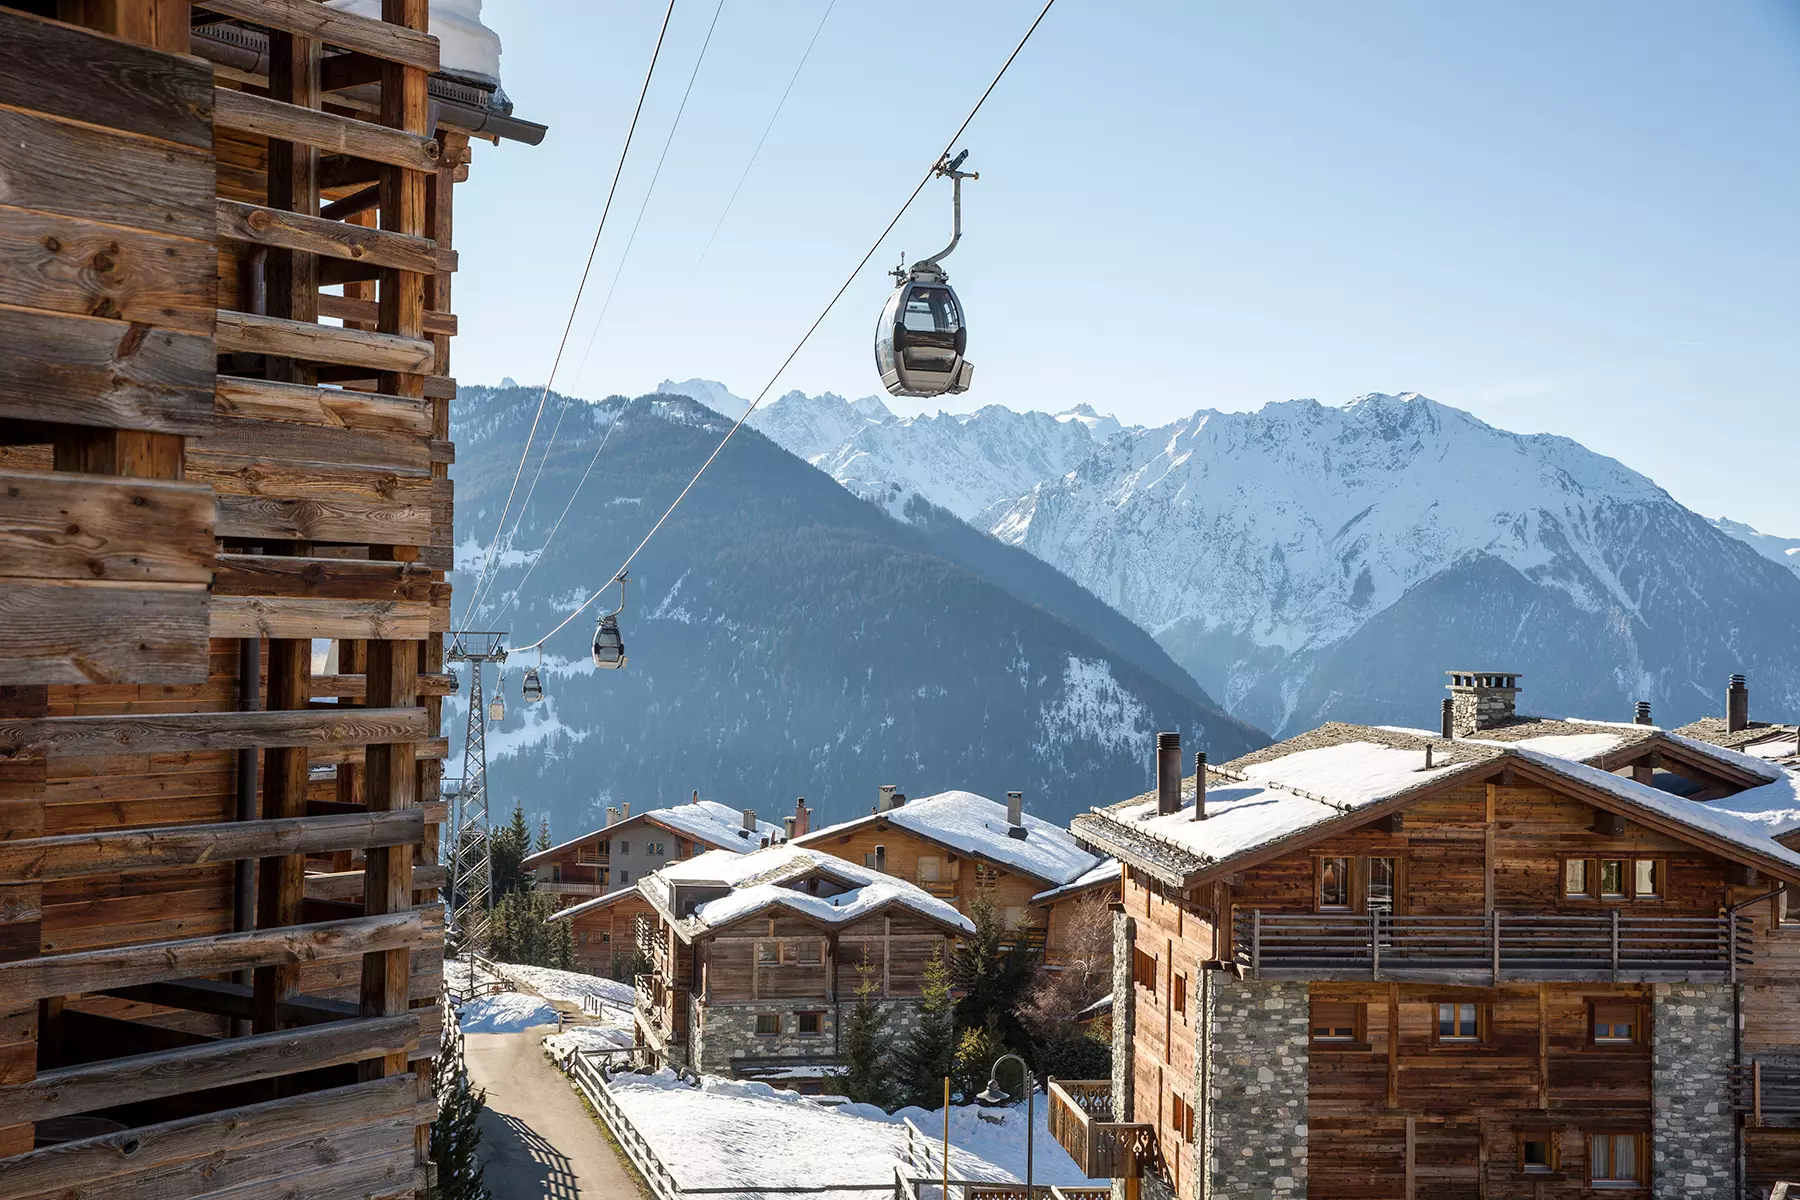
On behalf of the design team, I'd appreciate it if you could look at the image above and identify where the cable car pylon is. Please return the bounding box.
[445,630,507,965]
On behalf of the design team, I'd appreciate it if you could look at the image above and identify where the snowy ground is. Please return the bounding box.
[600,1070,1102,1191]
[458,992,559,1034]
[487,961,634,1017]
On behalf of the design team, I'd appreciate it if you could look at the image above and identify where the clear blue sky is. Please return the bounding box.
[452,1,1800,533]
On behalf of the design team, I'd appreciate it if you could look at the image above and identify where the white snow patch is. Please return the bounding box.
[457,992,558,1033]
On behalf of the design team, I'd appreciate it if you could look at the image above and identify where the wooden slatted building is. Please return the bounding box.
[0,1,540,1195]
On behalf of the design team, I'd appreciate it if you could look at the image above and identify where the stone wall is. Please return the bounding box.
[1112,911,1135,1118]
[1650,982,1733,1200]
[690,997,924,1077]
[1203,977,1309,1200]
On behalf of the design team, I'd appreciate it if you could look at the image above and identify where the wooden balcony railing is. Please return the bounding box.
[1046,1079,1155,1180]
[1234,911,1755,984]
[917,878,958,900]
[633,973,687,1048]
[1731,1062,1800,1125]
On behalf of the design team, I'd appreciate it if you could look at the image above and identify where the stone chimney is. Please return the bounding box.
[606,806,620,827]
[1440,698,1454,740]
[878,785,896,813]
[621,800,631,818]
[1634,701,1652,726]
[1192,751,1207,821]
[1006,791,1027,840]
[1727,674,1749,733]
[793,797,811,837]
[783,816,796,841]
[1446,672,1521,736]
[742,807,757,832]
[1156,732,1182,816]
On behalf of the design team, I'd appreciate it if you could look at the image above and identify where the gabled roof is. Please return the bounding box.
[522,799,783,869]
[546,884,652,924]
[639,844,973,940]
[1074,721,1800,890]
[794,790,1100,887]
[1030,858,1122,906]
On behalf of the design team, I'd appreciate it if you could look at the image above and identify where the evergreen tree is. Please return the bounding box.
[490,803,533,897]
[430,1005,490,1200]
[951,892,1038,1053]
[536,815,552,854]
[895,942,956,1107]
[842,956,893,1110]
[951,1019,1006,1104]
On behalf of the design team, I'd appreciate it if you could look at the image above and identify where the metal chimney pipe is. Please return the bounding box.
[1006,791,1023,826]
[1192,751,1207,821]
[1157,732,1182,816]
[1727,674,1750,733]
[1440,697,1455,740]
[1424,743,1434,769]
[1634,701,1652,726]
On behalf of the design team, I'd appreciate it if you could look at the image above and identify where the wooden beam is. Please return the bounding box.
[215,376,432,435]
[193,0,439,71]
[213,86,440,172]
[0,1012,417,1125]
[0,581,210,687]
[214,554,443,602]
[0,910,425,1005]
[217,198,440,275]
[0,305,213,436]
[0,706,429,759]
[314,737,447,769]
[309,863,445,900]
[318,291,458,336]
[0,810,422,880]
[313,672,456,699]
[216,310,435,373]
[360,636,418,1078]
[256,636,311,1030]
[0,468,214,584]
[212,596,442,641]
[101,977,358,1026]
[0,208,215,334]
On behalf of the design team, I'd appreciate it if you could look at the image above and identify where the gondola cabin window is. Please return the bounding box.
[1588,1132,1643,1186]
[1317,857,1352,910]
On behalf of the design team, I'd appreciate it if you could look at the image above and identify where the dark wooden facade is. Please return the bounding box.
[0,1,527,1194]
[553,885,658,977]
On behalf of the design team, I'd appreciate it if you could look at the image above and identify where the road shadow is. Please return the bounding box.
[480,1108,583,1200]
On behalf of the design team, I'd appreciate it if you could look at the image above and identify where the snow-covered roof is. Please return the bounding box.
[547,885,649,923]
[642,844,973,937]
[523,800,783,869]
[1467,731,1626,761]
[1031,859,1122,905]
[799,790,1100,886]
[1703,770,1800,838]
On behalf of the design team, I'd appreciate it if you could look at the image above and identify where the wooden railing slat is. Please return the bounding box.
[217,198,439,274]
[214,86,439,172]
[217,310,435,373]
[0,706,429,758]
[195,0,440,72]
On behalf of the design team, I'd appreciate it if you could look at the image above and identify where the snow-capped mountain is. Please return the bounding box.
[1711,516,1800,579]
[986,393,1800,736]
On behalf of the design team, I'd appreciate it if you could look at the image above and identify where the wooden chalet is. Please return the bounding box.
[792,787,1119,962]
[1049,673,1800,1200]
[0,0,539,1195]
[546,884,658,978]
[521,796,783,906]
[631,843,972,1090]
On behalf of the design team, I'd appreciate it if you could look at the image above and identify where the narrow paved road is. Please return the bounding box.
[465,1027,646,1200]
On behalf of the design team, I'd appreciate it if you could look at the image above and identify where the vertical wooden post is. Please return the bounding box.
[254,638,311,1033]
[1610,909,1620,980]
[1483,782,1497,916]
[0,685,46,1156]
[1387,983,1400,1110]
[1753,1059,1762,1127]
[266,20,321,379]
[1251,909,1261,977]
[1537,984,1549,1110]
[1371,911,1381,979]
[1404,1115,1416,1200]
[1491,912,1501,985]
[361,637,418,1076]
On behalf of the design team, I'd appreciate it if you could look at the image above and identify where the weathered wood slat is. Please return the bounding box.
[0,1011,418,1125]
[216,309,434,372]
[0,208,217,334]
[318,290,457,336]
[100,977,360,1026]
[0,8,215,149]
[213,553,443,601]
[194,0,440,72]
[211,595,442,639]
[0,304,214,434]
[308,862,446,900]
[315,737,448,769]
[213,86,439,172]
[190,451,433,503]
[0,706,429,760]
[0,469,215,584]
[215,375,431,434]
[0,106,214,240]
[197,411,431,471]
[0,809,423,880]
[0,581,211,687]
[0,910,425,1004]
[313,672,457,699]
[216,197,438,274]
[213,494,432,545]
[0,1074,415,1196]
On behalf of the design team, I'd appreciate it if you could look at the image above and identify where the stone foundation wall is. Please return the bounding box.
[1111,912,1135,1200]
[1650,982,1733,1200]
[1203,977,1308,1200]
[690,998,924,1077]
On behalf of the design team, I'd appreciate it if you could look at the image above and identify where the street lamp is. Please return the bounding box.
[976,1052,1034,1198]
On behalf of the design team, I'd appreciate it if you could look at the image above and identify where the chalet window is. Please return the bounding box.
[1632,859,1661,899]
[1003,906,1026,929]
[1170,1092,1195,1143]
[619,840,630,854]
[1132,947,1158,994]
[601,932,611,944]
[1518,1132,1555,1173]
[1563,859,1592,899]
[1589,1132,1642,1186]
[757,942,780,965]
[1367,857,1397,916]
[619,870,630,883]
[1781,889,1800,926]
[918,856,942,882]
[1173,972,1188,1020]
[1317,857,1352,910]
[578,931,589,945]
[755,1013,780,1036]
[975,863,1001,889]
[1591,1001,1639,1045]
[797,1011,823,1036]
[1436,1002,1483,1043]
[1310,1001,1363,1044]
[797,940,823,965]
[1599,859,1626,899]
[647,841,666,856]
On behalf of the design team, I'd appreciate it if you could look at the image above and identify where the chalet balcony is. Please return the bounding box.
[1234,911,1754,984]
[634,972,688,1051]
[539,881,610,898]
[1046,1080,1155,1180]
[1732,1062,1800,1125]
[917,877,958,900]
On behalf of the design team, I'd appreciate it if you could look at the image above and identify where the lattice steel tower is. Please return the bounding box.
[446,630,507,961]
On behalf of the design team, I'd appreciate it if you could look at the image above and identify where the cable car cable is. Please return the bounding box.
[518,0,1060,655]
[479,0,727,624]
[494,405,627,627]
[456,0,680,629]
[683,0,836,294]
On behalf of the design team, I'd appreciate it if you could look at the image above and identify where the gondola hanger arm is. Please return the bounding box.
[912,150,978,276]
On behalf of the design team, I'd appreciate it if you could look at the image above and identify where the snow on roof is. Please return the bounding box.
[1467,732,1626,761]
[1031,858,1122,905]
[524,800,782,867]
[1660,730,1786,782]
[1704,770,1800,838]
[1744,737,1800,761]
[547,885,647,923]
[649,844,973,935]
[805,790,1100,886]
[1508,748,1800,872]
[1242,740,1482,807]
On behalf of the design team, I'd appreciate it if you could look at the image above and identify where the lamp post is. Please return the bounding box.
[976,1053,1034,1199]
